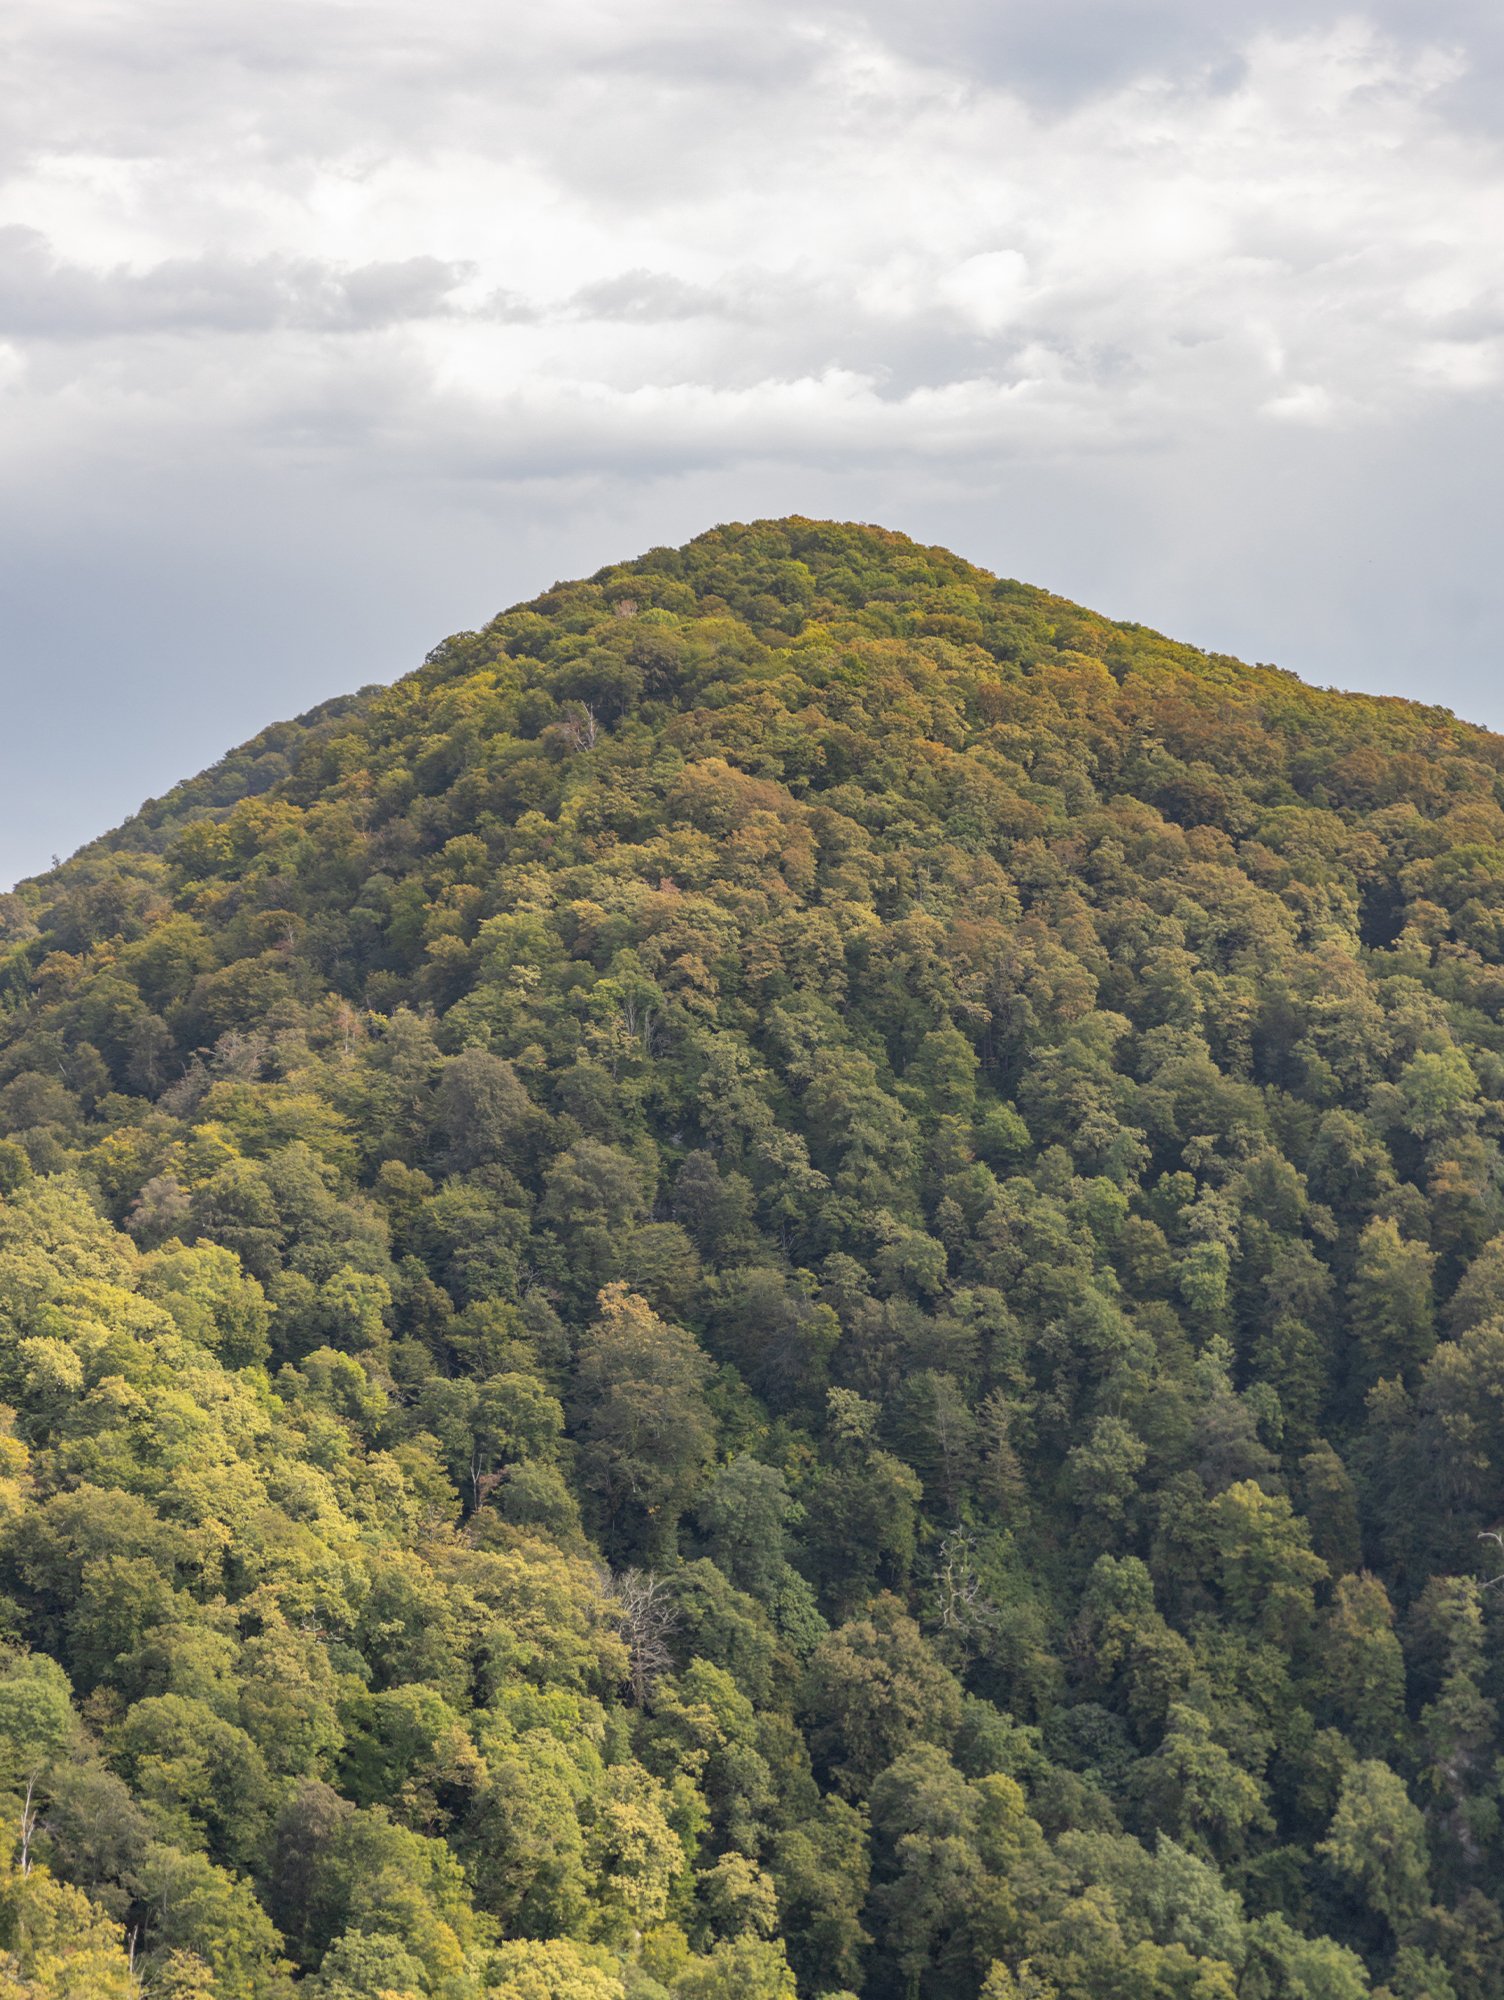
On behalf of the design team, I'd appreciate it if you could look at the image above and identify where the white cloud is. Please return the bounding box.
[2,0,1504,883]
[2,9,1500,470]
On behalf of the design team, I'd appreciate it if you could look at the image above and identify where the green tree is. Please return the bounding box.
[670,1935,796,2000]
[1133,1704,1271,1861]
[1415,1578,1499,1822]
[485,1936,626,1999]
[1238,1912,1370,1999]
[800,1597,962,1799]
[138,1241,272,1367]
[770,1795,871,1994]
[0,1654,77,1788]
[1321,1574,1405,1756]
[695,1453,797,1603]
[866,1743,988,1999]
[313,1930,427,1999]
[1349,1218,1436,1391]
[1066,1416,1149,1543]
[541,1143,652,1304]
[571,1284,715,1561]
[109,1695,276,1873]
[1208,1482,1328,1644]
[1299,1442,1362,1576]
[1317,1760,1431,1938]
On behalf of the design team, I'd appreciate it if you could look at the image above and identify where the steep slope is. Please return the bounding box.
[0,517,1500,1998]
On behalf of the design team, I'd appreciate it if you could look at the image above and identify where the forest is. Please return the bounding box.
[0,515,1500,1999]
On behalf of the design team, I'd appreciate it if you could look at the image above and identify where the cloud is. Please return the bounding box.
[2,0,1504,883]
[3,8,1497,464]
[0,229,472,336]
[568,269,723,324]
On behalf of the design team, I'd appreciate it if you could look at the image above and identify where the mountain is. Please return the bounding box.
[0,516,1501,1999]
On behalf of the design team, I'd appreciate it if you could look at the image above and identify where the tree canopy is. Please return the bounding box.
[0,516,1501,1997]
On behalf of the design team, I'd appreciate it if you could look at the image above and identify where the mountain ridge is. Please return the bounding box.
[18,513,1497,892]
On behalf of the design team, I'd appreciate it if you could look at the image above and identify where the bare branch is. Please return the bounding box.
[601,1567,678,1704]
[1479,1529,1504,1588]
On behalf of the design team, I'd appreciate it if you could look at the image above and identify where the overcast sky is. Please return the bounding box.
[3,0,1504,886]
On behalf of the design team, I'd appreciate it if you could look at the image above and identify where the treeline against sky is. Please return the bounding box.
[0,518,1502,1998]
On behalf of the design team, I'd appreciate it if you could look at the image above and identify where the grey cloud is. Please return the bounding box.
[477,290,543,323]
[568,268,721,322]
[854,0,1504,104]
[0,231,471,338]
[331,257,476,327]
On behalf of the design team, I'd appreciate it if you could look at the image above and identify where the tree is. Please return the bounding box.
[1208,1481,1328,1644]
[1318,1760,1431,1937]
[704,1266,839,1413]
[542,1145,652,1303]
[670,1935,796,2000]
[484,1937,626,2000]
[580,1762,686,1942]
[1050,1829,1245,1967]
[1410,1320,1504,1546]
[134,1839,292,1997]
[108,1694,276,1872]
[866,1744,988,1999]
[1445,1234,1504,1334]
[0,1852,133,1999]
[1415,1578,1499,1819]
[980,1965,1057,2000]
[799,1398,924,1615]
[800,1596,963,1799]
[1133,1704,1271,1861]
[770,1796,871,1995]
[571,1285,715,1561]
[1065,1416,1149,1543]
[695,1454,796,1603]
[1299,1442,1362,1576]
[1321,1574,1406,1756]
[0,1654,77,1791]
[695,1851,778,1943]
[1349,1218,1436,1391]
[461,1730,593,1938]
[137,1242,272,1367]
[314,1929,427,2000]
[435,1047,533,1171]
[1237,1912,1370,1999]
[1397,1047,1478,1143]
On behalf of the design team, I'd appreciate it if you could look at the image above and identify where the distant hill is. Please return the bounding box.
[0,518,1500,1999]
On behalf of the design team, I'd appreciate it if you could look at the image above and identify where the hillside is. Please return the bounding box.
[0,515,1501,1999]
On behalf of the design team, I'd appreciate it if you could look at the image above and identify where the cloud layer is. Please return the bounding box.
[3,0,1504,882]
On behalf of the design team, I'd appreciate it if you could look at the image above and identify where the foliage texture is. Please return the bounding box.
[0,518,1502,1998]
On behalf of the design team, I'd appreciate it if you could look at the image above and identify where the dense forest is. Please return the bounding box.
[0,516,1502,2000]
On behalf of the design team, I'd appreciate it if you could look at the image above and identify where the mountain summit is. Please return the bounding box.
[0,518,1501,1997]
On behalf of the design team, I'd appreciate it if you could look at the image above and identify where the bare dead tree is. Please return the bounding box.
[559,703,599,751]
[1479,1529,1504,1587]
[618,991,662,1060]
[211,1029,269,1080]
[931,1532,999,1671]
[601,1567,678,1704]
[18,1770,37,1876]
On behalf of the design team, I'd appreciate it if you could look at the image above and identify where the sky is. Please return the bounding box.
[3,1,1504,888]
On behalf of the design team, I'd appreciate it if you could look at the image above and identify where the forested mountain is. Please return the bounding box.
[0,516,1502,2000]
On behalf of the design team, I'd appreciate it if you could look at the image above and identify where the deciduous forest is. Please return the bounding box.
[0,517,1502,2000]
